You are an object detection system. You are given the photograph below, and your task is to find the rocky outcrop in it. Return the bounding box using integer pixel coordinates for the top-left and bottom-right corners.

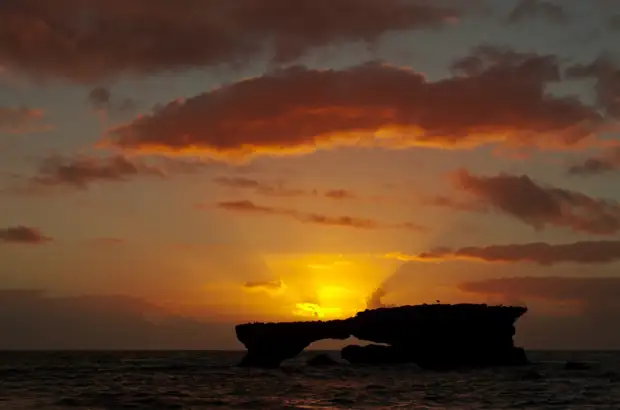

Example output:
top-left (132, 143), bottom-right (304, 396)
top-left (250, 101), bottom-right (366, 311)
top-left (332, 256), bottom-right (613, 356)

top-left (235, 304), bottom-right (528, 369)
top-left (236, 320), bottom-right (350, 368)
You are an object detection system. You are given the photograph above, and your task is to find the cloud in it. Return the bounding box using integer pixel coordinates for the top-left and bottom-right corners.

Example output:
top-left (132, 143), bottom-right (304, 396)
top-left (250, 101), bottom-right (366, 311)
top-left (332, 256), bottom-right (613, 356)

top-left (389, 240), bottom-right (620, 265)
top-left (243, 279), bottom-right (287, 295)
top-left (420, 194), bottom-right (489, 212)
top-left (213, 176), bottom-right (306, 197)
top-left (27, 154), bottom-right (165, 190)
top-left (508, 0), bottom-right (567, 24)
top-left (88, 87), bottom-right (111, 110)
top-left (214, 200), bottom-right (427, 231)
top-left (366, 287), bottom-right (396, 310)
top-left (568, 147), bottom-right (620, 176)
top-left (565, 55), bottom-right (620, 118)
top-left (452, 169), bottom-right (620, 235)
top-left (103, 49), bottom-right (604, 159)
top-left (4, 155), bottom-right (220, 195)
top-left (0, 225), bottom-right (52, 244)
top-left (325, 189), bottom-right (356, 200)
top-left (213, 176), bottom-right (359, 200)
top-left (0, 106), bottom-right (49, 133)
top-left (0, 0), bottom-right (458, 83)
top-left (87, 87), bottom-right (136, 114)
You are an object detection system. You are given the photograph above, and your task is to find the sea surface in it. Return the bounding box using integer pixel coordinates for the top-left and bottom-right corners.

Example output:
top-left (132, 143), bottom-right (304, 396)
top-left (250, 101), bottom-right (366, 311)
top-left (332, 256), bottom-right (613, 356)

top-left (0, 350), bottom-right (618, 409)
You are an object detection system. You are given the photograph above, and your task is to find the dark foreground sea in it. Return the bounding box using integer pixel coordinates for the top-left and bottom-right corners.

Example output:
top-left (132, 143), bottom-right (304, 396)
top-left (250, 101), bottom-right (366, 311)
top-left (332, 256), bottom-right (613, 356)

top-left (0, 350), bottom-right (619, 409)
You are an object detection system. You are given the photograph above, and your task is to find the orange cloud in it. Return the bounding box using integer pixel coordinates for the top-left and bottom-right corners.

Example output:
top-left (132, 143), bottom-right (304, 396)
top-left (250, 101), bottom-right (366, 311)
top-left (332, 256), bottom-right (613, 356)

top-left (103, 48), bottom-right (605, 159)
top-left (0, 0), bottom-right (458, 83)
top-left (0, 106), bottom-right (49, 134)
top-left (452, 169), bottom-right (620, 235)
top-left (214, 200), bottom-right (427, 231)
top-left (389, 240), bottom-right (620, 265)
top-left (0, 226), bottom-right (52, 244)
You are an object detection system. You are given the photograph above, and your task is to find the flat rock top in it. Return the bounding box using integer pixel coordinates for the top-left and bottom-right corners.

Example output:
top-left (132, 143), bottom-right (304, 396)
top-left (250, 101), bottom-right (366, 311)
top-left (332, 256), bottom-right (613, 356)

top-left (237, 303), bottom-right (527, 329)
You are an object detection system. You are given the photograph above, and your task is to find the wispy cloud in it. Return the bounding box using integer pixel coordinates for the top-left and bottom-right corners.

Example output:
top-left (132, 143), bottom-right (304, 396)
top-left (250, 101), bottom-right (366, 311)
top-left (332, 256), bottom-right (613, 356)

top-left (0, 106), bottom-right (50, 134)
top-left (0, 226), bottom-right (52, 244)
top-left (213, 200), bottom-right (427, 231)
top-left (452, 169), bottom-right (620, 235)
top-left (387, 240), bottom-right (620, 265)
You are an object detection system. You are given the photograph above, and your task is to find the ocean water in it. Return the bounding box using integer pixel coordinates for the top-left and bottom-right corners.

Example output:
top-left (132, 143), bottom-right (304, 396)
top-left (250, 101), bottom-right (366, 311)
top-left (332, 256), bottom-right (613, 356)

top-left (0, 351), bottom-right (618, 409)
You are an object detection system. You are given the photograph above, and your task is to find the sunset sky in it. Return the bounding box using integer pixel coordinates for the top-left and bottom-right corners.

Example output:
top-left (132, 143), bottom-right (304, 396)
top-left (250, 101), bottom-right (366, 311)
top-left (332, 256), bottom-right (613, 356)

top-left (2, 0), bottom-right (620, 350)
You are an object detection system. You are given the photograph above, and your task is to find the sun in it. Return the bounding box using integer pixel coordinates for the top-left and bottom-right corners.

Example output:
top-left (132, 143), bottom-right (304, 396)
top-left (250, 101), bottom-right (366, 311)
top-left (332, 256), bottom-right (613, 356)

top-left (262, 252), bottom-right (402, 320)
top-left (293, 302), bottom-right (342, 319)
top-left (291, 285), bottom-right (367, 319)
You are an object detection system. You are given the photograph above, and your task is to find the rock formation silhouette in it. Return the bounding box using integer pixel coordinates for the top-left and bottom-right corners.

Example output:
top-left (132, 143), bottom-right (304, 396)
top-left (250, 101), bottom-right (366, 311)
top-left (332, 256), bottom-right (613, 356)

top-left (236, 304), bottom-right (528, 369)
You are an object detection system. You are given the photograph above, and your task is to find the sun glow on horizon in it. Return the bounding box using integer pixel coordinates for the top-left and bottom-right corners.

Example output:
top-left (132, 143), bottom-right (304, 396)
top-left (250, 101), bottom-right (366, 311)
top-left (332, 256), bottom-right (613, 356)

top-left (293, 302), bottom-right (342, 318)
top-left (260, 253), bottom-right (404, 320)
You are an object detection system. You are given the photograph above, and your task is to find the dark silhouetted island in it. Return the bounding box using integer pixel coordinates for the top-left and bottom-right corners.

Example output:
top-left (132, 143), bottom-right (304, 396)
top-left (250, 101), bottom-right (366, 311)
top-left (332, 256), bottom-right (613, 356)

top-left (235, 304), bottom-right (528, 369)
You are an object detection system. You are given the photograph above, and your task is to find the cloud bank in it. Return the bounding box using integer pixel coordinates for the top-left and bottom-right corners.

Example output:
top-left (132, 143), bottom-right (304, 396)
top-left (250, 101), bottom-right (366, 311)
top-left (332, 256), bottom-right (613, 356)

top-left (0, 0), bottom-right (458, 83)
top-left (103, 48), bottom-right (604, 159)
